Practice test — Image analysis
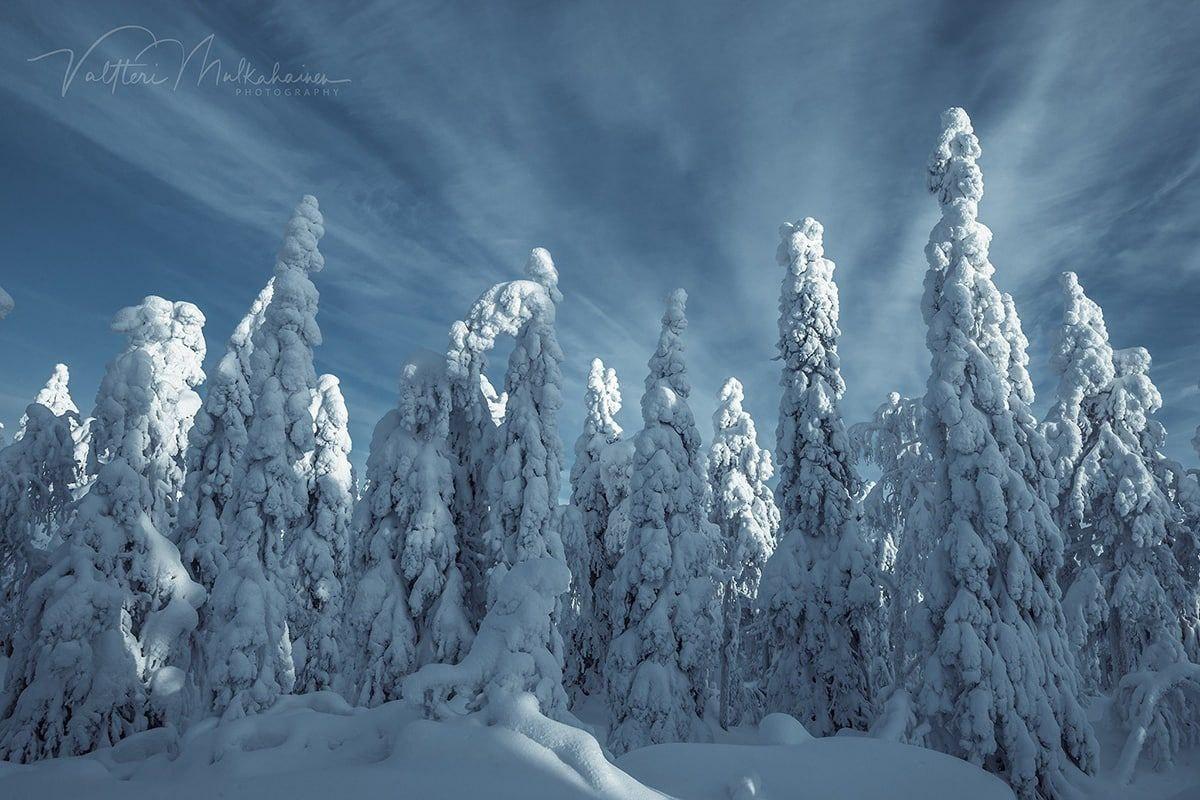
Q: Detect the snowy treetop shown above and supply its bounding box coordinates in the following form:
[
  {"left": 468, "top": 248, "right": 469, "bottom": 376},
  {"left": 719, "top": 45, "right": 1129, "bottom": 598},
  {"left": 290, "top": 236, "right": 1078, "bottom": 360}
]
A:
[
  {"left": 583, "top": 358, "right": 623, "bottom": 440},
  {"left": 112, "top": 295, "right": 206, "bottom": 359},
  {"left": 276, "top": 195, "right": 326, "bottom": 275},
  {"left": 927, "top": 106, "right": 983, "bottom": 207},
  {"left": 446, "top": 248, "right": 558, "bottom": 392}
]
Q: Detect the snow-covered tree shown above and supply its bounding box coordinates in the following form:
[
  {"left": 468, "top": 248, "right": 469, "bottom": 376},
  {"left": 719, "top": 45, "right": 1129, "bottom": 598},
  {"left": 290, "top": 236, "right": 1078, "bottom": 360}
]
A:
[
  {"left": 563, "top": 357, "right": 625, "bottom": 695},
  {"left": 0, "top": 403, "right": 76, "bottom": 656},
  {"left": 15, "top": 364, "right": 88, "bottom": 490},
  {"left": 0, "top": 298, "right": 206, "bottom": 761},
  {"left": 346, "top": 355, "right": 473, "bottom": 707},
  {"left": 411, "top": 249, "right": 571, "bottom": 720},
  {"left": 89, "top": 297, "right": 206, "bottom": 533},
  {"left": 1044, "top": 273, "right": 1198, "bottom": 765},
  {"left": 17, "top": 364, "right": 78, "bottom": 434},
  {"left": 606, "top": 289, "right": 720, "bottom": 754},
  {"left": 481, "top": 250, "right": 567, "bottom": 598},
  {"left": 176, "top": 279, "right": 273, "bottom": 594},
  {"left": 850, "top": 392, "right": 927, "bottom": 674},
  {"left": 287, "top": 374, "right": 353, "bottom": 694},
  {"left": 445, "top": 255, "right": 561, "bottom": 623},
  {"left": 760, "top": 217, "right": 890, "bottom": 737},
  {"left": 204, "top": 195, "right": 325, "bottom": 719},
  {"left": 707, "top": 377, "right": 778, "bottom": 728},
  {"left": 911, "top": 108, "right": 1096, "bottom": 798}
]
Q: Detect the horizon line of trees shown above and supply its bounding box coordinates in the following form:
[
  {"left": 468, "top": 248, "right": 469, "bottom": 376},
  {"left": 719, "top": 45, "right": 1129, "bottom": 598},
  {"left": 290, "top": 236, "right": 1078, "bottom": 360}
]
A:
[{"left": 2, "top": 107, "right": 1199, "bottom": 799}]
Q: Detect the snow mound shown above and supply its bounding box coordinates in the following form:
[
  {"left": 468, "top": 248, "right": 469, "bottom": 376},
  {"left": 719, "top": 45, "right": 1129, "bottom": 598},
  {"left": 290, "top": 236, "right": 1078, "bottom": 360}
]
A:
[
  {"left": 618, "top": 736, "right": 1016, "bottom": 800},
  {"left": 0, "top": 693, "right": 662, "bottom": 800},
  {"left": 757, "top": 713, "right": 813, "bottom": 745}
]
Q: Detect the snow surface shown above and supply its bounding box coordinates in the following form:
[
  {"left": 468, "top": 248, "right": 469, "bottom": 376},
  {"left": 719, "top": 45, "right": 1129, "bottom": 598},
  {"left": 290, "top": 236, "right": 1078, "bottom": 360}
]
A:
[{"left": 0, "top": 691, "right": 1028, "bottom": 800}]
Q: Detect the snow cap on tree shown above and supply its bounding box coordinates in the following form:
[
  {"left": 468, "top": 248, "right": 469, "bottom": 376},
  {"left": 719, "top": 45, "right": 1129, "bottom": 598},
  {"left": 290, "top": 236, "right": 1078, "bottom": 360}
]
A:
[{"left": 17, "top": 365, "right": 78, "bottom": 436}]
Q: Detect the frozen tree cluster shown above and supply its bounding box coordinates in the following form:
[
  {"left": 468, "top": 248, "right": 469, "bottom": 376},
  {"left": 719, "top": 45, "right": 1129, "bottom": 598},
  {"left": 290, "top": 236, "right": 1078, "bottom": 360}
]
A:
[{"left": 1, "top": 109, "right": 1199, "bottom": 800}]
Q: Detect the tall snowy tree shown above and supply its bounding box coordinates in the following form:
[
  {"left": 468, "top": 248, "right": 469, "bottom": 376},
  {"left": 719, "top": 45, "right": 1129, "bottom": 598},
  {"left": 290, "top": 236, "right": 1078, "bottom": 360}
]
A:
[
  {"left": 0, "top": 403, "right": 76, "bottom": 657},
  {"left": 1045, "top": 273, "right": 1198, "bottom": 766},
  {"left": 176, "top": 279, "right": 273, "bottom": 593},
  {"left": 563, "top": 357, "right": 625, "bottom": 695},
  {"left": 707, "top": 377, "right": 778, "bottom": 728},
  {"left": 445, "top": 254, "right": 562, "bottom": 624},
  {"left": 481, "top": 249, "right": 567, "bottom": 599},
  {"left": 759, "top": 216, "right": 890, "bottom": 737},
  {"left": 407, "top": 249, "right": 571, "bottom": 721},
  {"left": 0, "top": 297, "right": 206, "bottom": 761},
  {"left": 89, "top": 297, "right": 207, "bottom": 533},
  {"left": 346, "top": 355, "right": 473, "bottom": 707},
  {"left": 287, "top": 374, "right": 354, "bottom": 693},
  {"left": 911, "top": 108, "right": 1096, "bottom": 798},
  {"left": 204, "top": 195, "right": 325, "bottom": 719},
  {"left": 606, "top": 289, "right": 720, "bottom": 754}
]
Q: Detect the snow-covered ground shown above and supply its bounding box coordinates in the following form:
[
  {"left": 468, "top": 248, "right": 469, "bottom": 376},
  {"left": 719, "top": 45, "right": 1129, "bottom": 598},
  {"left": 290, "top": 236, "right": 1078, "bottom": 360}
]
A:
[
  {"left": 3, "top": 686, "right": 1200, "bottom": 798},
  {"left": 0, "top": 690, "right": 1013, "bottom": 800}
]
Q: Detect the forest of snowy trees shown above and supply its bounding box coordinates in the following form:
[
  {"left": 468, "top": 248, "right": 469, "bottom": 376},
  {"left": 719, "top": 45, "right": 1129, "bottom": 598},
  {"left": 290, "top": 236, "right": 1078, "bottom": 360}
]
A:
[{"left": 3, "top": 107, "right": 1200, "bottom": 799}]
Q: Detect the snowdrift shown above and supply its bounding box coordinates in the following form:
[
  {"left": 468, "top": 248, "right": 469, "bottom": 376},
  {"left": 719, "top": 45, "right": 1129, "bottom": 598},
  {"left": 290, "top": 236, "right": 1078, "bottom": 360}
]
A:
[
  {"left": 619, "top": 735, "right": 1016, "bottom": 800},
  {"left": 0, "top": 692, "right": 1015, "bottom": 800}
]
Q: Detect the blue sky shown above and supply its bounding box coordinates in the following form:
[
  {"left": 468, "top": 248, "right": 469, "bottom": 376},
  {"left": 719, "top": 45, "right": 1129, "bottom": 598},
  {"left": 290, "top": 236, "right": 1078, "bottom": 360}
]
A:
[{"left": 2, "top": 0, "right": 1199, "bottom": 475}]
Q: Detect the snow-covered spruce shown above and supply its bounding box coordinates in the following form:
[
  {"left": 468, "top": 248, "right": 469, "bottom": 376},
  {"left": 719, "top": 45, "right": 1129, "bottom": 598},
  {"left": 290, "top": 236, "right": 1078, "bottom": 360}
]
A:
[
  {"left": 0, "top": 298, "right": 208, "bottom": 761},
  {"left": 1045, "top": 274, "right": 1198, "bottom": 766},
  {"left": 286, "top": 374, "right": 354, "bottom": 694},
  {"left": 0, "top": 402, "right": 76, "bottom": 657},
  {"left": 563, "top": 357, "right": 626, "bottom": 696},
  {"left": 707, "top": 377, "right": 778, "bottom": 728},
  {"left": 345, "top": 355, "right": 473, "bottom": 707},
  {"left": 15, "top": 363, "right": 89, "bottom": 491},
  {"left": 176, "top": 279, "right": 273, "bottom": 594},
  {"left": 759, "top": 217, "right": 891, "bottom": 737},
  {"left": 850, "top": 392, "right": 927, "bottom": 676},
  {"left": 481, "top": 249, "right": 568, "bottom": 601},
  {"left": 445, "top": 253, "right": 563, "bottom": 624},
  {"left": 88, "top": 297, "right": 207, "bottom": 533},
  {"left": 911, "top": 108, "right": 1096, "bottom": 799},
  {"left": 389, "top": 248, "right": 571, "bottom": 720},
  {"left": 606, "top": 289, "right": 721, "bottom": 754},
  {"left": 204, "top": 196, "right": 325, "bottom": 719}
]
